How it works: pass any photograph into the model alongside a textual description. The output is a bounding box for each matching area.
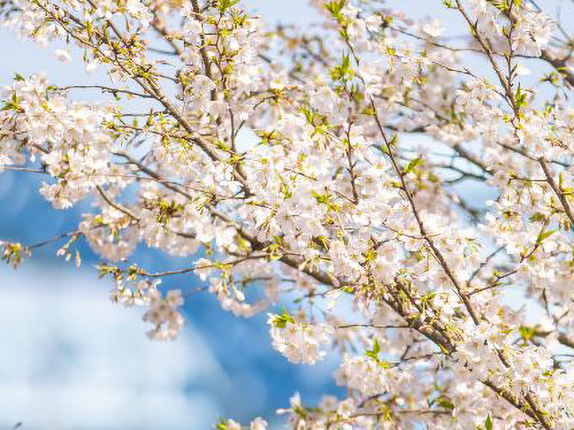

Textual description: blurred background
[0,1,466,429]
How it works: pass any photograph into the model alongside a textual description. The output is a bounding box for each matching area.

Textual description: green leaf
[529,213,546,223]
[330,53,355,82]
[215,418,229,430]
[272,308,294,328]
[323,0,346,19]
[404,157,424,174]
[515,84,528,110]
[519,325,535,341]
[217,0,240,13]
[485,414,493,430]
[536,229,555,244]
[366,339,381,361]
[435,396,454,410]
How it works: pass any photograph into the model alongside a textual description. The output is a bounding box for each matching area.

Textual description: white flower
[421,19,444,38]
[514,63,531,76]
[250,417,268,430]
[268,313,333,364]
[85,60,99,75]
[54,49,71,63]
[125,0,153,28]
[143,290,185,341]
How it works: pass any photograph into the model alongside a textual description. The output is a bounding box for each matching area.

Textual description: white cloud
[0,264,229,430]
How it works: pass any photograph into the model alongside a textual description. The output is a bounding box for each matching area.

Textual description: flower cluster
[110,277,185,340]
[268,311,334,365]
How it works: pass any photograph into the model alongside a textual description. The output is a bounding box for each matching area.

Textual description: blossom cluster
[268,311,334,365]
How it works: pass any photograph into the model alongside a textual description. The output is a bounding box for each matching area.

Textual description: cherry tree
[0,0,573,428]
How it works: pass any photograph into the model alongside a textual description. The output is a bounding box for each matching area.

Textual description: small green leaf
[272,308,294,328]
[515,84,528,110]
[217,0,240,13]
[436,396,454,410]
[536,229,555,244]
[519,325,535,342]
[404,157,424,174]
[366,339,381,361]
[485,414,493,430]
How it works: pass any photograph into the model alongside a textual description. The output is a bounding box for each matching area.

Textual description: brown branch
[539,157,574,230]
